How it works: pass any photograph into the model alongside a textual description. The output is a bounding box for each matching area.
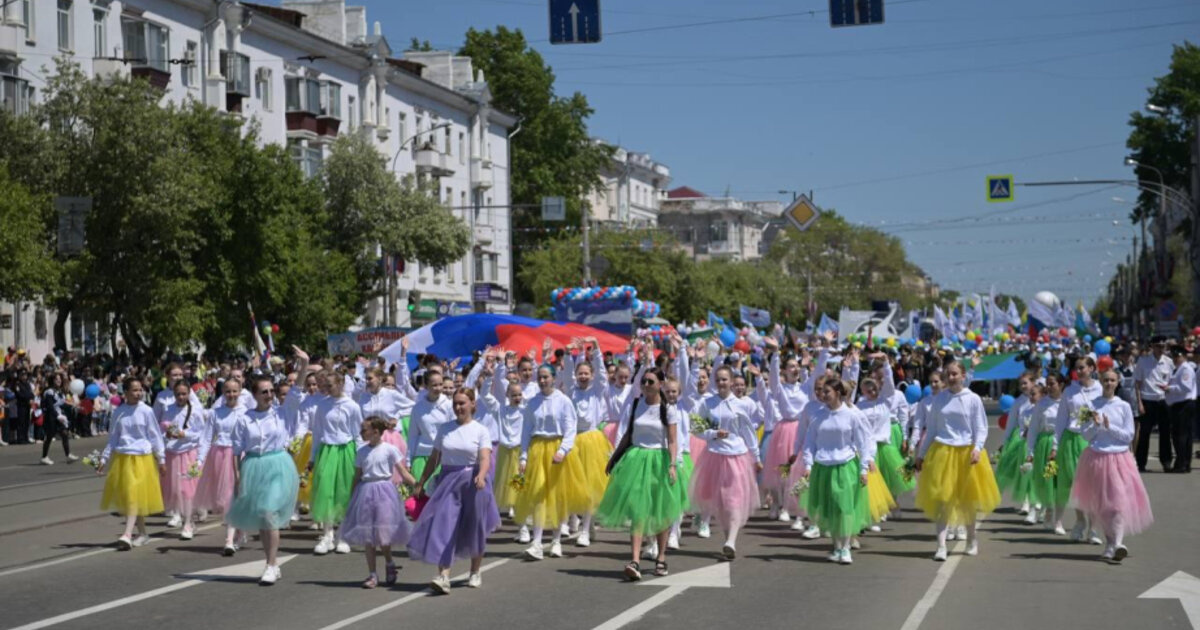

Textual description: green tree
[459,27,612,302]
[0,165,59,301]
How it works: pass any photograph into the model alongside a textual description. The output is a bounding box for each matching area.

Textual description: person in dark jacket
[40,373,76,465]
[13,371,34,444]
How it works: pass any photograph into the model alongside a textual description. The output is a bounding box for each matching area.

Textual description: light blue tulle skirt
[226,450,299,531]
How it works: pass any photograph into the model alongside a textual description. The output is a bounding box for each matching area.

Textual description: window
[1,74,34,116]
[22,0,34,41]
[318,81,340,118]
[57,1,72,51]
[285,77,320,114]
[475,253,499,283]
[445,186,452,206]
[92,7,106,58]
[460,190,466,211]
[709,221,729,243]
[413,113,424,156]
[288,139,323,179]
[397,112,406,146]
[121,17,169,72]
[181,41,197,88]
[347,95,356,128]
[444,126,452,155]
[255,68,272,110]
[460,259,468,285]
[458,131,465,164]
[220,50,250,95]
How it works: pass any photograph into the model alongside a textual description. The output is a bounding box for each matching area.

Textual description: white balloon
[1033,291,1060,310]
[69,379,85,396]
[706,340,720,361]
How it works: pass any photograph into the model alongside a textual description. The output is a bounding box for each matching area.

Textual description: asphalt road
[1,424,1198,630]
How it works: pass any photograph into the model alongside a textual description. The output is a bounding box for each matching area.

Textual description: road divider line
[593,586,688,630]
[898,539,966,630]
[0,474,96,491]
[317,558,511,630]
[0,522,224,578]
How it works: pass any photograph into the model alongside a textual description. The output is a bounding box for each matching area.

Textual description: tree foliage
[0,165,59,301]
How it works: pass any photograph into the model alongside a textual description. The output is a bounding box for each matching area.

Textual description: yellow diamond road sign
[784,195,820,232]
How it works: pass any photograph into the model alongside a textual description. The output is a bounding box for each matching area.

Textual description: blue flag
[707,311,728,330]
[816,313,839,336]
[739,305,771,329]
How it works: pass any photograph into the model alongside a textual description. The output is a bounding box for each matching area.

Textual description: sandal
[362,575,378,589]
[385,564,399,586]
[624,561,642,581]
[654,560,669,577]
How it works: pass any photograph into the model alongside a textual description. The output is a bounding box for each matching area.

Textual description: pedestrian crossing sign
[987,175,1014,202]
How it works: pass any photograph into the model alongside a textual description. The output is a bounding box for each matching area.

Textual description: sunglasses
[641,379,658,386]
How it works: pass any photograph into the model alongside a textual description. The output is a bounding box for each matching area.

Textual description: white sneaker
[839,549,853,565]
[116,535,133,551]
[827,549,841,563]
[196,509,209,523]
[868,524,882,533]
[524,542,544,561]
[850,538,861,550]
[946,528,957,541]
[778,509,791,522]
[259,565,278,585]
[933,546,948,561]
[789,519,806,531]
[1087,532,1103,545]
[290,512,300,522]
[1070,523,1086,542]
[697,522,711,539]
[40,457,53,466]
[576,532,591,548]
[314,535,333,555]
[667,532,680,550]
[467,572,482,588]
[965,540,979,556]
[1101,545,1115,560]
[956,526,968,539]
[1023,512,1037,525]
[334,540,351,554]
[516,525,531,544]
[802,525,821,539]
[66,454,79,462]
[559,523,571,538]
[642,541,658,559]
[1113,545,1128,562]
[131,535,150,547]
[1054,525,1068,536]
[180,526,194,540]
[722,543,736,559]
[430,574,451,594]
[166,514,183,529]
[222,543,237,556]
[549,540,563,558]
[569,514,581,533]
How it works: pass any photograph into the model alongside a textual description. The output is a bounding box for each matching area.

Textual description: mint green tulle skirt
[596,447,686,536]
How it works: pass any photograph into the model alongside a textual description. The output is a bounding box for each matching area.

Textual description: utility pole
[387,254,398,327]
[581,201,592,284]
[1191,114,1200,322]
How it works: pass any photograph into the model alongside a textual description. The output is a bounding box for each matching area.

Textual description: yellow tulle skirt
[291,433,313,505]
[101,453,164,517]
[562,429,612,514]
[915,443,1001,526]
[514,437,581,528]
[493,444,522,510]
[866,466,897,522]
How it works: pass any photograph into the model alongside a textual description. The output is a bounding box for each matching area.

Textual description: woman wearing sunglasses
[597,368,684,580]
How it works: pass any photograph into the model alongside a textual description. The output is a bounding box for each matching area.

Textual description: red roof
[667,186,706,199]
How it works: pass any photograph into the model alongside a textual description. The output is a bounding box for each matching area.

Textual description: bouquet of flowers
[80,449,103,471]
[396,483,413,499]
[509,473,527,493]
[183,461,202,479]
[1020,461,1034,474]
[164,425,184,440]
[777,463,792,479]
[789,476,809,499]
[1072,406,1097,428]
[899,456,919,483]
[286,436,304,455]
[1042,460,1059,479]
[298,471,311,489]
[196,388,211,406]
[689,414,711,436]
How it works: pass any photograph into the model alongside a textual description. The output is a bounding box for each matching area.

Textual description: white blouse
[802,403,871,472]
[917,389,988,457]
[520,389,579,460]
[356,442,404,482]
[406,393,454,464]
[1055,381,1102,448]
[856,396,893,444]
[1082,396,1136,453]
[694,393,759,460]
[102,403,165,464]
[233,407,291,456]
[615,397,679,450]
[1026,396,1062,458]
[356,387,413,423]
[436,420,493,467]
[769,353,810,421]
[161,402,212,462]
[311,395,364,460]
[207,405,245,448]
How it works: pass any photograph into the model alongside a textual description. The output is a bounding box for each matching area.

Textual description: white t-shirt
[435,420,492,466]
[627,400,679,449]
[1134,354,1173,402]
[356,442,403,483]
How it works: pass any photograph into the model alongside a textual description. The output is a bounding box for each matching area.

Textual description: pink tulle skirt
[195,445,237,514]
[762,420,800,494]
[1071,448,1153,537]
[688,451,759,532]
[162,449,200,514]
[603,422,618,447]
[380,429,409,485]
[689,434,707,459]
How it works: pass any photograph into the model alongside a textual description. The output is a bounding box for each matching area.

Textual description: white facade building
[658,187,783,262]
[585,139,670,228]
[0,0,515,357]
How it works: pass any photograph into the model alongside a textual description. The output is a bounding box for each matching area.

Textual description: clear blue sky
[358,0,1197,310]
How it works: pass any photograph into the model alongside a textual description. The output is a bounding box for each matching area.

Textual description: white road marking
[0,522,224,579]
[898,539,966,630]
[317,558,511,630]
[1139,571,1200,630]
[9,556,296,630]
[592,563,732,630]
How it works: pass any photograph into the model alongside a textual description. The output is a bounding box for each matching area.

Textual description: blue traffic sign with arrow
[549,0,601,44]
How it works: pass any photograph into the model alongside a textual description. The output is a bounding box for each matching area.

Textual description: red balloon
[271,324,280,334]
[998,412,1008,431]
[733,339,751,353]
[1192,326,1200,337]
[1058,327,1068,337]
[1096,355,1114,372]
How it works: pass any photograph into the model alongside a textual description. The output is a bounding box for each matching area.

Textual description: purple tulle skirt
[338,480,412,547]
[406,465,500,567]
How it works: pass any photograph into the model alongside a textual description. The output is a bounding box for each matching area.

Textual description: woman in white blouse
[357,367,411,482]
[561,340,615,549]
[160,382,211,541]
[1053,356,1103,544]
[1026,372,1067,531]
[308,368,365,556]
[801,378,871,565]
[515,365,579,561]
[226,376,300,585]
[407,388,500,594]
[1070,369,1153,562]
[914,360,1001,561]
[97,377,165,551]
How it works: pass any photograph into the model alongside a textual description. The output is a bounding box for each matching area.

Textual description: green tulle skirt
[877,441,916,496]
[677,453,695,512]
[1054,431,1088,509]
[310,442,356,525]
[596,447,686,536]
[1029,433,1056,507]
[995,430,1032,503]
[804,459,869,538]
[890,422,905,451]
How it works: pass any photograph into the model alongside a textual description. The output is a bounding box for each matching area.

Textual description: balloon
[1083,334,1092,343]
[747,331,762,347]
[719,328,738,348]
[885,337,897,347]
[706,340,720,361]
[904,384,922,405]
[998,412,1008,431]
[1058,327,1068,337]
[1104,336,1113,343]
[69,379,85,396]
[1094,339,1111,356]
[1067,328,1077,339]
[922,385,932,398]
[998,394,1015,412]
[963,340,977,351]
[110,395,122,406]
[1096,355,1114,372]
[1193,326,1200,337]
[84,383,101,399]
[271,323,280,334]
[733,339,751,353]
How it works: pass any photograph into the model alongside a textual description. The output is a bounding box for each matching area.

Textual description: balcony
[131,66,171,90]
[415,147,455,177]
[0,23,20,57]
[473,224,494,245]
[470,157,493,190]
[92,58,130,81]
